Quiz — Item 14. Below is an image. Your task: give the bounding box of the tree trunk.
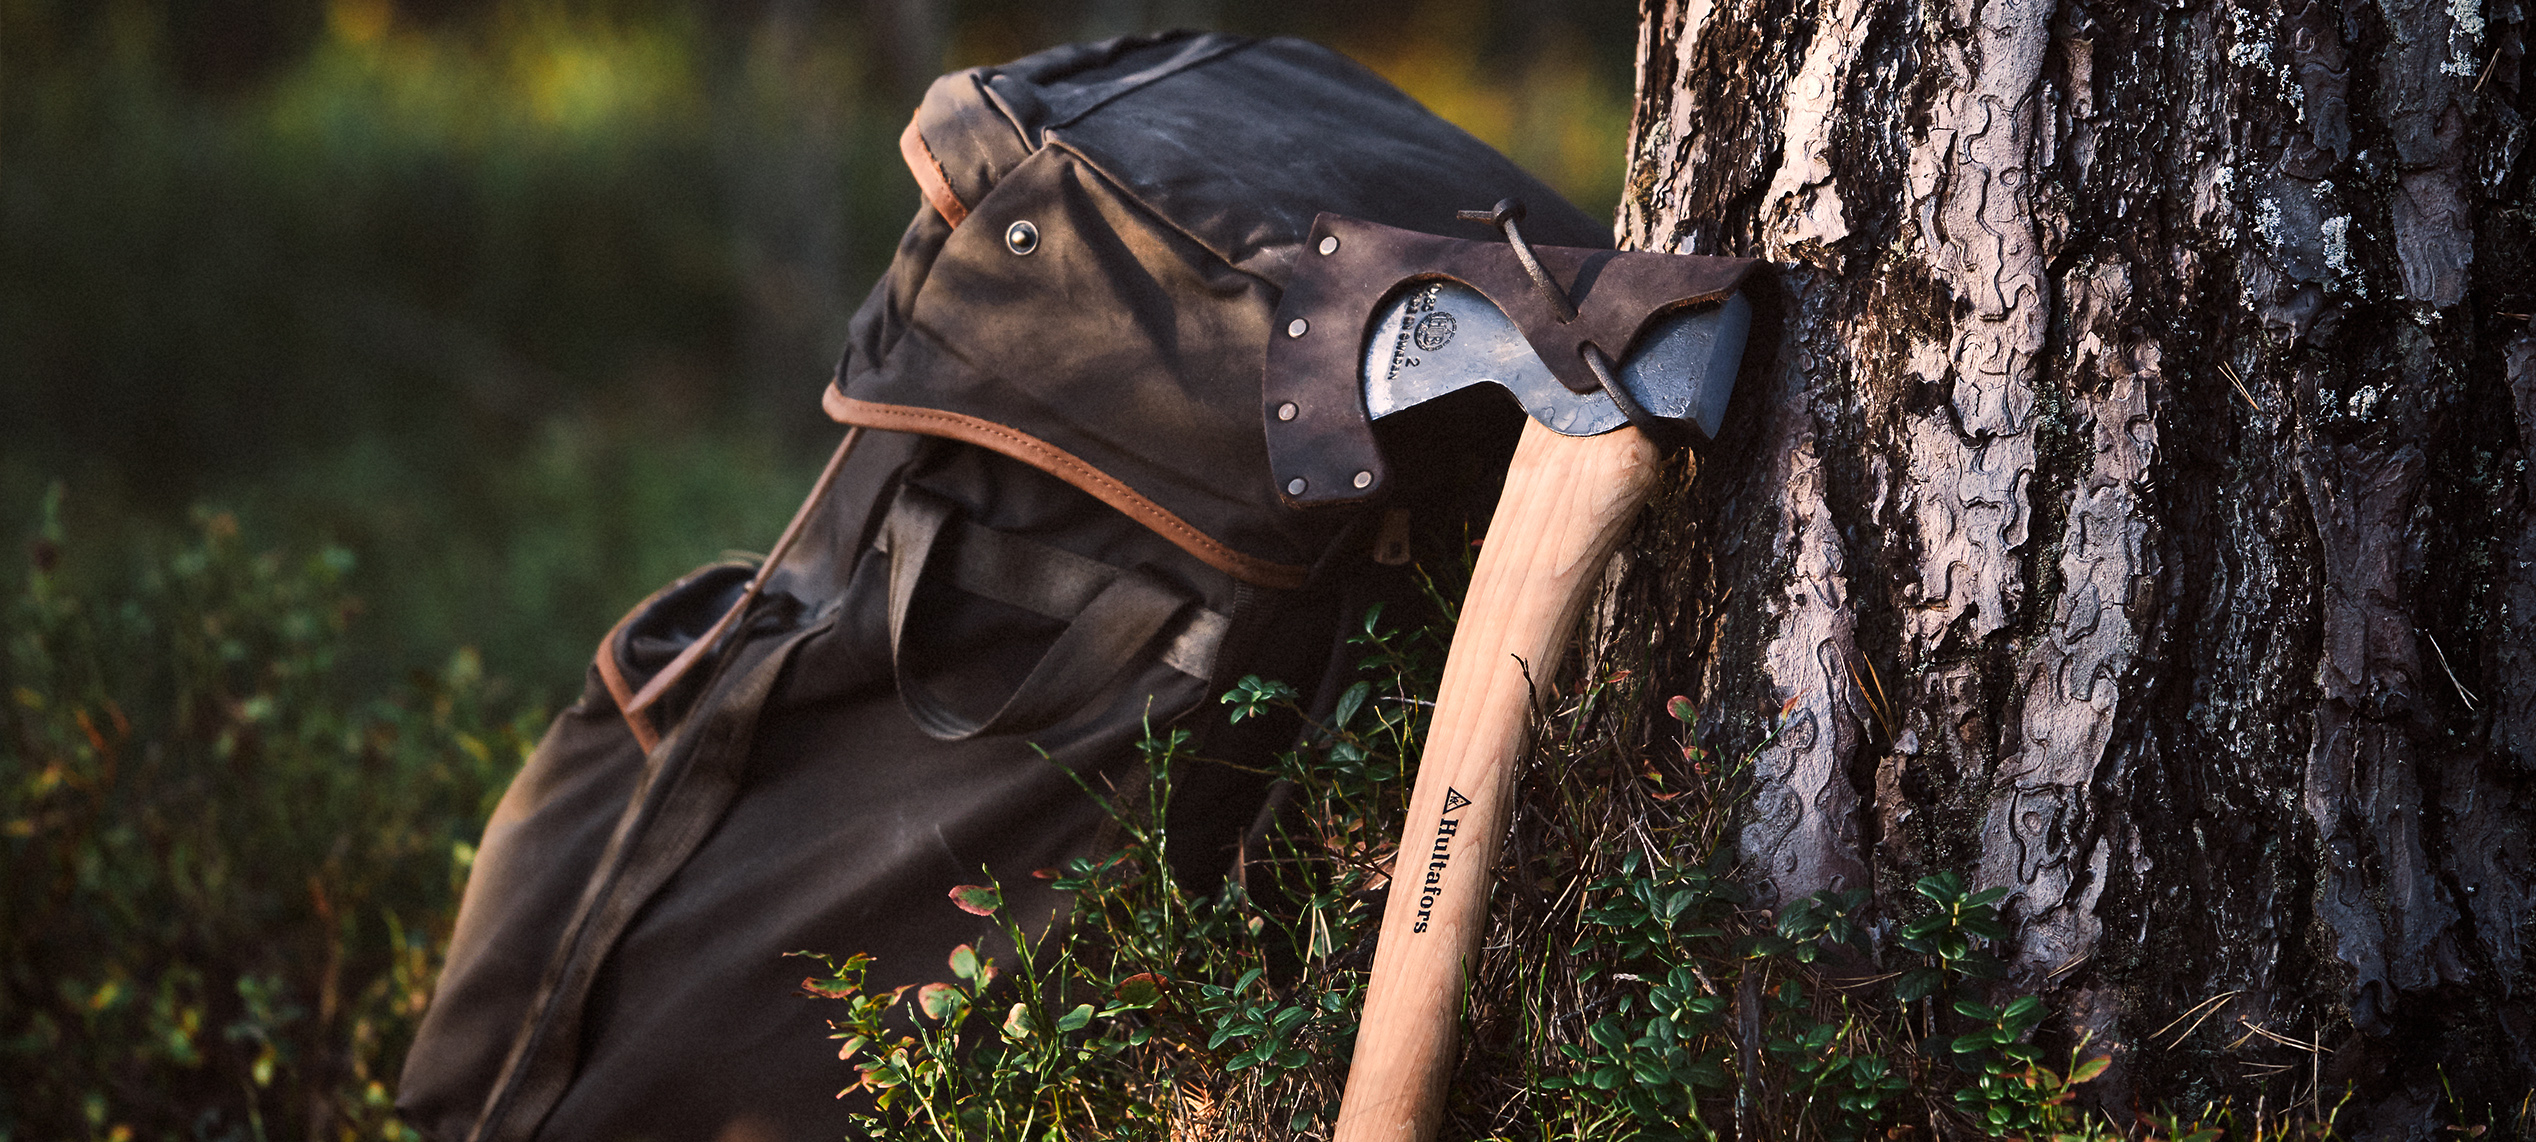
[1608,0,2534,1128]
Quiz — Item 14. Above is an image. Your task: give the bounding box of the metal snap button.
[1276,402,1298,421]
[1004,220,1039,255]
[1353,470,1374,489]
[1318,235,1340,255]
[1285,477,1307,495]
[1287,318,1309,338]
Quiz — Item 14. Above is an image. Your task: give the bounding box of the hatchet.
[1263,202,1758,1142]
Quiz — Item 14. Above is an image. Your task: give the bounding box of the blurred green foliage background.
[0,1,1634,1135]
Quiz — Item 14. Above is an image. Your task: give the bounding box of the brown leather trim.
[825,385,1310,590]
[594,601,662,752]
[899,113,968,228]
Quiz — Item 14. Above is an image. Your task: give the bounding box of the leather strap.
[892,509,1229,681]
[881,484,1204,741]
[468,621,824,1142]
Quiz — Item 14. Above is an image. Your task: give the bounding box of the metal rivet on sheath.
[1004,220,1039,255]
[1318,235,1340,255]
[1353,470,1374,489]
[1286,318,1309,338]
[1285,477,1307,495]
[1276,402,1298,421]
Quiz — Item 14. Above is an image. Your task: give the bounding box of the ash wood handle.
[1331,418,1664,1142]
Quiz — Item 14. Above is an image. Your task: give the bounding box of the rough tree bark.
[1603,0,2534,1128]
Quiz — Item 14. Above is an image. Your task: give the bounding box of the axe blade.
[1360,280,1751,440]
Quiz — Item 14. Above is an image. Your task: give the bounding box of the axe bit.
[1262,206,1757,1142]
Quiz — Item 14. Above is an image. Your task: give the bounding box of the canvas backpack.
[395,31,1609,1142]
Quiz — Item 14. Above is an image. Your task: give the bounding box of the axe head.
[1264,213,1762,508]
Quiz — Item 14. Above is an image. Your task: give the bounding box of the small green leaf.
[1893,968,1944,1002]
[916,982,962,1022]
[2069,1054,2112,1084]
[1334,681,1371,730]
[947,884,1001,916]
[1056,1003,1095,1032]
[1667,695,1697,723]
[1916,871,1966,902]
[947,943,981,980]
[1113,972,1167,1008]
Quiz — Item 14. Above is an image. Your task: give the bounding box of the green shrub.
[0,489,536,1140]
[793,595,2156,1141]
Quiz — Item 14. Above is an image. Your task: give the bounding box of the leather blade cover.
[1263,213,1760,508]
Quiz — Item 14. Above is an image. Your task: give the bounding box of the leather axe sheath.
[1264,202,1760,1142]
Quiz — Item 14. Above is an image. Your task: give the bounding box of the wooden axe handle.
[1332,418,1664,1142]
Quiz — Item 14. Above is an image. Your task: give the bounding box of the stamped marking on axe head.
[1361,280,1750,440]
